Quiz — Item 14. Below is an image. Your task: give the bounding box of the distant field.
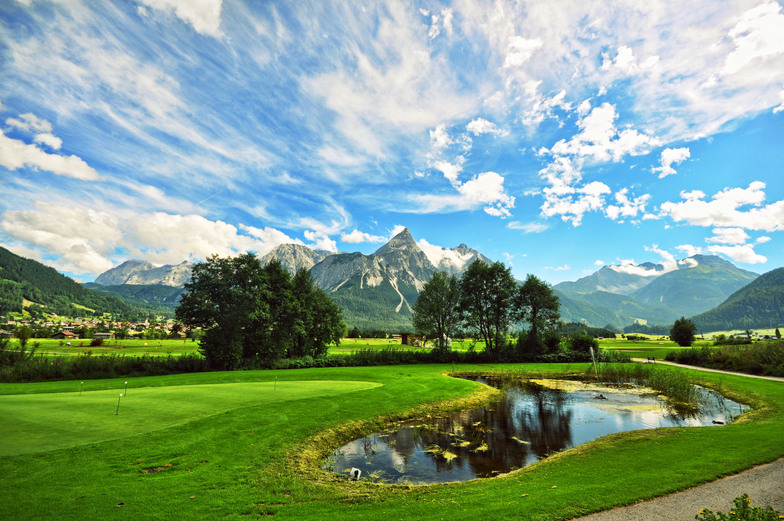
[11,338,201,357]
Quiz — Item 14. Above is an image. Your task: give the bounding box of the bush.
[567,333,598,353]
[696,494,782,521]
[90,338,104,347]
[666,342,784,377]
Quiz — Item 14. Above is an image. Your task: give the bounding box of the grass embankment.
[1,363,783,520]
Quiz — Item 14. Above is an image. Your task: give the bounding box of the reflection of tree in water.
[371,383,574,478]
[514,385,573,459]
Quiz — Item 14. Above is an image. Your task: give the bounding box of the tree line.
[176,254,344,369]
[411,261,570,361]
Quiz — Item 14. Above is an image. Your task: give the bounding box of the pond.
[324,377,745,485]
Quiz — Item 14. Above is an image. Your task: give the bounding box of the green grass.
[16,337,202,356]
[1,363,782,520]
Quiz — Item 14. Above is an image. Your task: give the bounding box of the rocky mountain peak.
[374,228,418,256]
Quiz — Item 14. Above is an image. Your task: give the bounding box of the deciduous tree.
[458,261,516,356]
[670,316,698,347]
[412,271,461,353]
[514,274,560,355]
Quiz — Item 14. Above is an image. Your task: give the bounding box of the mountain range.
[85,228,776,332]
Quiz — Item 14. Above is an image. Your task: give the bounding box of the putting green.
[0,380,381,456]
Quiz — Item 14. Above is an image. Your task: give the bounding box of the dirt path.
[574,360,784,520]
[629,358,784,382]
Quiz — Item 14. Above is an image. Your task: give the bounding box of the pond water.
[324,377,745,485]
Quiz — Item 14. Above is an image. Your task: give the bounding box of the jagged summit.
[374,228,418,256]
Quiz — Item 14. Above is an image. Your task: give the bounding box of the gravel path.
[574,457,784,520]
[574,360,784,520]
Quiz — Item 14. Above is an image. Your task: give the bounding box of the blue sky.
[1,0,783,284]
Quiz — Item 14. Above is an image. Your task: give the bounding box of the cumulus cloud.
[432,157,464,184]
[520,81,570,127]
[304,230,337,252]
[503,36,543,68]
[652,147,690,178]
[138,0,224,37]
[341,229,387,243]
[541,181,611,226]
[429,124,453,150]
[466,118,507,136]
[605,188,651,221]
[0,130,102,180]
[427,8,454,40]
[707,244,767,264]
[1,202,121,274]
[240,224,303,254]
[659,181,784,231]
[33,133,63,150]
[721,2,784,76]
[775,88,784,113]
[548,103,660,164]
[410,171,515,217]
[601,46,660,75]
[706,227,750,245]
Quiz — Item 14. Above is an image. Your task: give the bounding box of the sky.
[1,0,783,285]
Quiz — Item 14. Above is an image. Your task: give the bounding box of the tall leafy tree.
[458,261,516,356]
[176,253,271,369]
[670,316,698,347]
[412,271,461,352]
[514,274,560,355]
[289,268,343,358]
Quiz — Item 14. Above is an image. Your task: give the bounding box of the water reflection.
[325,378,745,485]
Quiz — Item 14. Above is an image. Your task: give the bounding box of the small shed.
[52,331,78,340]
[400,333,423,346]
[94,332,115,340]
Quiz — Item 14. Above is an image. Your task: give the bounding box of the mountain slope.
[310,229,435,330]
[0,246,156,318]
[691,267,784,331]
[94,260,192,286]
[554,262,664,297]
[630,255,758,317]
[259,244,332,273]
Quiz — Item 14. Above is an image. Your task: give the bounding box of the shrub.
[696,494,782,521]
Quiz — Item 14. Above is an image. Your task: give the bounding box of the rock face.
[94,260,192,287]
[310,229,437,328]
[259,244,332,273]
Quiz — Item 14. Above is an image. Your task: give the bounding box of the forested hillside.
[692,267,784,332]
[0,246,162,319]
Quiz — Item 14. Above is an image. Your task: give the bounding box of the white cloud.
[540,181,611,226]
[503,36,543,68]
[428,8,454,40]
[240,224,303,255]
[430,124,453,149]
[130,213,263,264]
[652,147,690,178]
[660,181,784,231]
[6,113,53,133]
[466,118,506,136]
[432,157,464,184]
[507,221,549,233]
[33,133,62,150]
[775,88,784,113]
[520,81,570,127]
[410,171,515,217]
[594,259,605,267]
[304,230,337,252]
[548,103,660,163]
[341,229,387,244]
[707,244,767,264]
[706,227,750,245]
[138,0,224,37]
[721,2,784,76]
[605,188,651,221]
[1,202,121,274]
[0,129,102,180]
[601,45,660,75]
[545,264,570,271]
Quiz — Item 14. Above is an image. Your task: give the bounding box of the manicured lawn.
[0,363,782,520]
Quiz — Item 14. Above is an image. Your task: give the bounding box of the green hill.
[630,255,758,317]
[82,283,183,311]
[692,267,784,332]
[0,246,162,319]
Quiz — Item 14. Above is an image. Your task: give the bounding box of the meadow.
[1,362,782,520]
